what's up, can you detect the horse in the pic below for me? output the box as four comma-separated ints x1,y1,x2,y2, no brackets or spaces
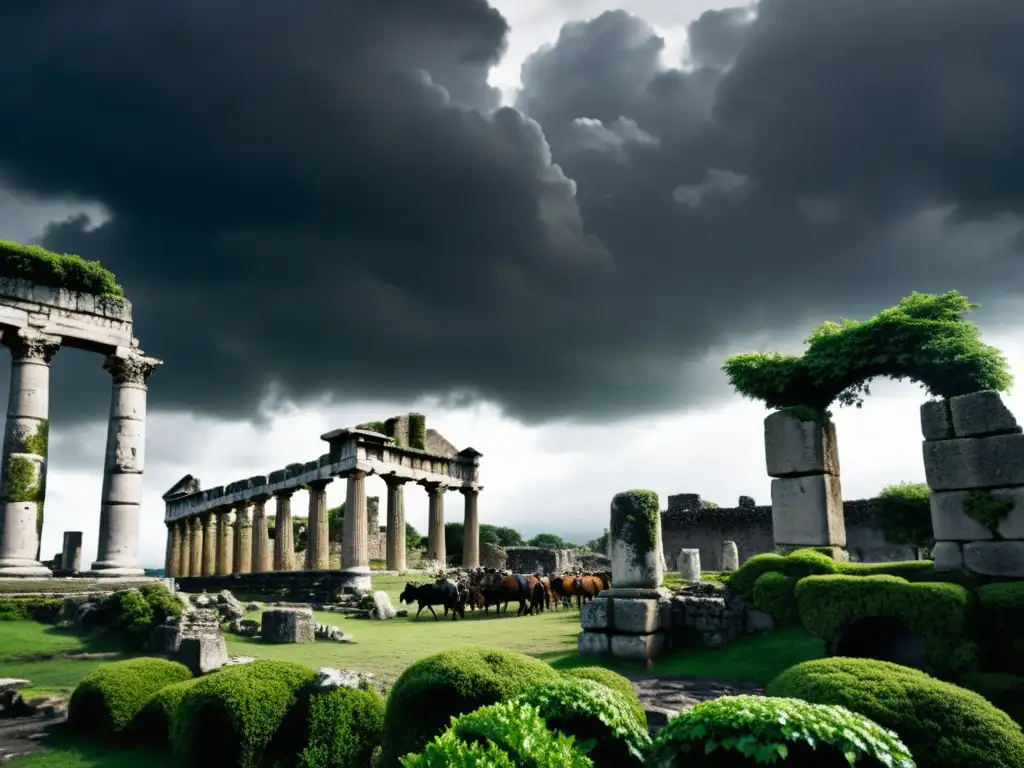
526,580,548,615
550,575,575,609
572,574,606,609
398,581,465,621
477,574,537,616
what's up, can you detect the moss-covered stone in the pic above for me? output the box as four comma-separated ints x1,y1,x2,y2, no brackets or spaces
0,240,124,298
964,489,1014,537
5,455,41,503
408,413,426,450
610,490,661,585
23,419,49,457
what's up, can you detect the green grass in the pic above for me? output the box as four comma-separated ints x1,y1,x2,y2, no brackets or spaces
6,725,173,768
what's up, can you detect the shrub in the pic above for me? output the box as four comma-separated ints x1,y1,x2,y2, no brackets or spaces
514,678,650,767
752,571,798,625
781,548,841,579
399,700,593,767
976,582,1024,673
838,560,935,581
956,672,1024,725
647,694,912,767
0,596,63,622
68,657,193,740
172,659,317,768
728,553,789,598
380,646,561,766
766,657,1024,768
94,584,183,647
0,240,124,297
129,677,202,746
560,667,646,726
795,574,976,675
877,482,934,549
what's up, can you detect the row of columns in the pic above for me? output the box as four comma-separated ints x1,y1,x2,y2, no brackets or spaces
166,471,481,577
0,328,160,577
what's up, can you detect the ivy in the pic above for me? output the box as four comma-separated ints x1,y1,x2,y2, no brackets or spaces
356,421,388,434
23,419,49,457
409,413,426,450
610,490,659,571
877,482,934,549
5,455,41,503
0,240,124,298
964,490,1015,538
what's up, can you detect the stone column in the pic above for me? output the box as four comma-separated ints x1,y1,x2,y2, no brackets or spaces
179,519,193,577
273,490,295,571
461,487,480,568
251,496,271,572
424,483,446,565
234,504,252,574
215,508,234,575
166,522,183,577
384,477,407,572
0,330,60,577
765,410,846,556
610,489,664,588
189,516,204,576
88,352,162,577
342,470,369,572
61,531,83,573
307,480,331,571
201,511,217,576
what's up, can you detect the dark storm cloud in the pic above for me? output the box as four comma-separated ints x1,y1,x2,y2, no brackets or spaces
2,0,1024,427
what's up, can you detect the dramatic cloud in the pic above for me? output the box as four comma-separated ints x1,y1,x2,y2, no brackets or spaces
1,0,1023,428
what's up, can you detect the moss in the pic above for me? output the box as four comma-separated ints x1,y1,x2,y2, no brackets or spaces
23,419,49,456
408,413,426,450
5,455,41,503
727,553,790,598
0,240,124,298
964,489,1014,537
0,596,62,622
609,490,660,572
752,571,799,625
129,677,203,746
357,421,388,434
955,672,1024,725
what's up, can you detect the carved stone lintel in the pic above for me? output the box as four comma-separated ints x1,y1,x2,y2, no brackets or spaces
4,330,61,364
104,353,162,386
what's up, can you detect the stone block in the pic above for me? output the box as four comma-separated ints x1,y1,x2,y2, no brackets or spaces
611,598,660,634
609,490,664,589
720,541,739,572
580,597,611,630
577,630,610,657
920,399,954,441
175,635,228,675
610,631,665,661
260,608,315,643
148,624,182,654
963,541,1024,577
931,541,963,572
950,390,1019,438
770,474,846,546
923,433,1024,491
929,488,1024,540
745,609,775,634
764,410,838,478
676,549,701,580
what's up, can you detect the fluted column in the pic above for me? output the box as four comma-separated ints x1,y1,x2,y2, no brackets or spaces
385,476,407,572
166,521,183,577
179,519,193,577
215,508,234,575
342,470,368,571
189,516,203,576
424,482,446,565
234,504,252,573
461,487,480,568
88,352,162,576
307,480,331,571
273,490,295,571
201,511,217,576
0,330,60,576
251,496,271,572
61,531,83,573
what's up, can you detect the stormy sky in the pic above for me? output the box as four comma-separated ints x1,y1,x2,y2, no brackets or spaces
1,0,1024,565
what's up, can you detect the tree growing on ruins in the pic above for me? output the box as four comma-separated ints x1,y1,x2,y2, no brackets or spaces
722,291,1012,419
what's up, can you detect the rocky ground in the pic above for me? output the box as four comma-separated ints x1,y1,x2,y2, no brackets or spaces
630,674,765,735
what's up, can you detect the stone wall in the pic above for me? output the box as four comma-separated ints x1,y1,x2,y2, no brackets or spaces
494,546,611,574
661,494,918,570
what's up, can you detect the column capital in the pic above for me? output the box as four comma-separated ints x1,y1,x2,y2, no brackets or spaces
4,330,61,364
274,488,296,500
420,480,448,493
381,473,409,488
459,485,483,496
104,353,162,386
305,479,333,491
251,494,271,505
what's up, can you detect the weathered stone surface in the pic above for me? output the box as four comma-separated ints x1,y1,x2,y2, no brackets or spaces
931,541,964,572
612,598,660,634
580,597,611,630
920,399,954,441
745,610,775,634
229,618,260,637
215,590,245,622
720,541,739,572
770,474,846,546
313,667,382,694
261,608,315,643
676,549,701,581
577,630,610,657
764,411,839,478
175,635,228,675
611,632,665,661
922,433,1024,491
148,624,182,654
950,391,1019,438
0,680,29,694
963,541,1024,577
927,489,1024,540
610,490,664,589
369,591,397,620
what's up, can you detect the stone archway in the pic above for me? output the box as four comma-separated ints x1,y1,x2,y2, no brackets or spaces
829,617,928,671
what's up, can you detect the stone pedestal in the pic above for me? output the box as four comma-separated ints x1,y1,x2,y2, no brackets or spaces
924,392,1024,577
720,540,739,572
384,477,407,572
61,531,83,573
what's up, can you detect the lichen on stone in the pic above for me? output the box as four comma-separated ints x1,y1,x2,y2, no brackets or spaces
610,489,660,570
964,489,1014,538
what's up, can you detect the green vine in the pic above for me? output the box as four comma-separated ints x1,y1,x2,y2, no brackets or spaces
5,456,42,503
23,419,49,456
964,490,1014,538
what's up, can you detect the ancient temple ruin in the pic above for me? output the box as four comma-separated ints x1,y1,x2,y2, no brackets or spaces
163,415,482,589
0,277,159,578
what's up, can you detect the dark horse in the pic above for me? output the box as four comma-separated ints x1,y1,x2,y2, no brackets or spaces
477,574,537,616
398,581,465,621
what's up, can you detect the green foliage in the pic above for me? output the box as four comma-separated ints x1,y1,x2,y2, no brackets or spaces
728,554,790,598
68,657,193,740
955,672,1024,725
585,529,610,555
406,522,422,550
380,645,561,766
964,490,1015,537
409,413,426,450
766,658,1024,768
266,516,308,552
528,532,570,549
481,524,524,547
445,522,465,558
752,571,799,625
560,667,647,727
722,291,1013,413
326,504,344,543
837,561,936,580
357,421,388,434
23,419,49,456
877,482,934,548
514,678,650,767
610,490,660,570
399,700,593,768
95,584,182,647
5,455,41,503
976,582,1024,673
648,694,913,767
172,659,317,768
129,677,202,746
781,548,841,580
0,240,124,297
385,417,401,442
795,575,976,675
0,596,62,622
701,499,721,509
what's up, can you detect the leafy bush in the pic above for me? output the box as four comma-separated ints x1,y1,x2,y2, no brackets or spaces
781,548,840,579
128,677,202,745
68,657,193,740
514,678,650,767
399,700,593,768
380,646,561,766
0,240,124,297
647,694,912,767
0,596,62,622
172,659,317,768
956,672,1024,725
877,482,934,549
794,575,976,675
722,291,1012,413
767,657,1024,768
560,667,647,727
727,553,789,598
94,584,183,647
976,582,1024,673
838,561,935,581
753,571,799,625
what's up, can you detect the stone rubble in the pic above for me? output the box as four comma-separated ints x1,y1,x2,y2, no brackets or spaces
261,608,316,643
369,590,397,620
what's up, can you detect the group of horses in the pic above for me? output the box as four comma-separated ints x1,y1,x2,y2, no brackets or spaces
397,571,611,622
